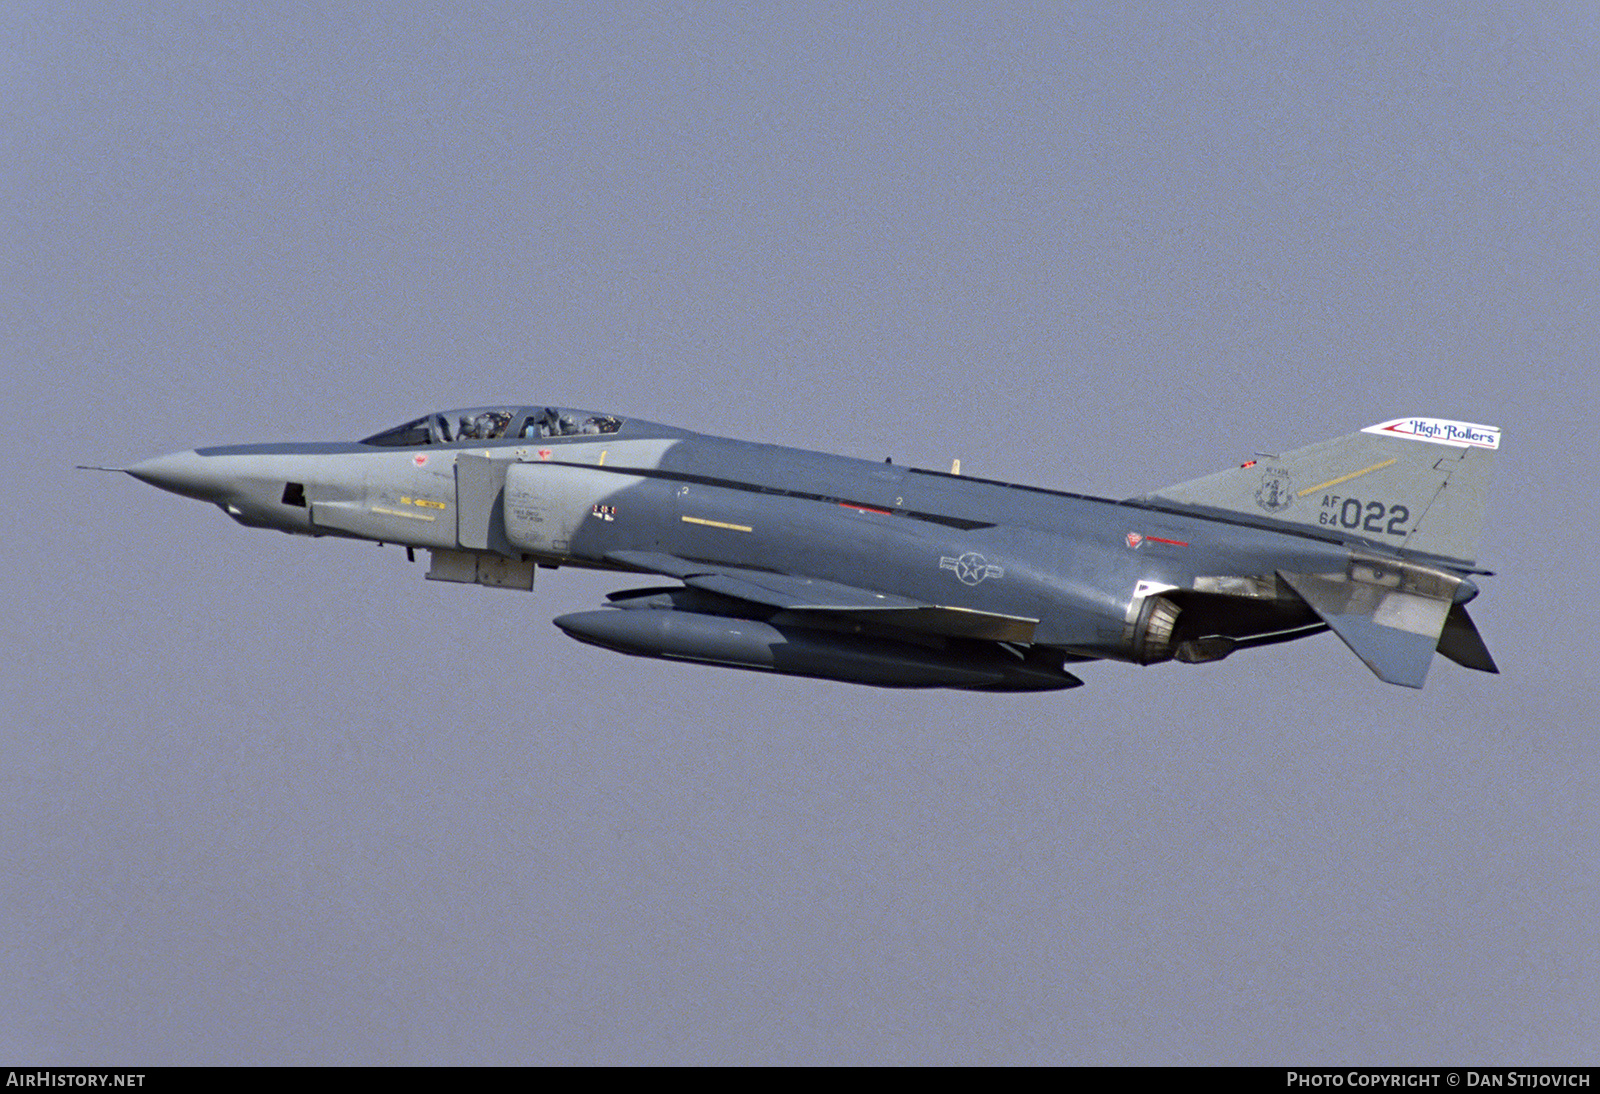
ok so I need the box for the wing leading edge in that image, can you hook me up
[604,550,1040,643]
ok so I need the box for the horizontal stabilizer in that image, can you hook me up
[1279,557,1465,688]
[1436,603,1499,674]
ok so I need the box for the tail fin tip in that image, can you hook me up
[1361,418,1501,450]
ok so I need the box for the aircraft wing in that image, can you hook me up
[605,549,1040,643]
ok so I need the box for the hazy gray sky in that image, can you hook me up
[4,1,1596,1064]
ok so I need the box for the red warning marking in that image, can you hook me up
[1146,536,1189,547]
[840,502,892,515]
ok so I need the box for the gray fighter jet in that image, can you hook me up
[104,408,1500,692]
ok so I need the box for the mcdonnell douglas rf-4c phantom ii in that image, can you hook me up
[106,407,1501,692]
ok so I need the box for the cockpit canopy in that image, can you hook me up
[361,406,624,447]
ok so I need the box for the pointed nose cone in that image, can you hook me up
[125,450,231,502]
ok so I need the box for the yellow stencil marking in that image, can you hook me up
[681,515,753,533]
[372,506,436,522]
[598,449,607,466]
[1297,458,1397,498]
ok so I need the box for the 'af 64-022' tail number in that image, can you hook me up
[1318,496,1410,536]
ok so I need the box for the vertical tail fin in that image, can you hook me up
[1138,417,1501,566]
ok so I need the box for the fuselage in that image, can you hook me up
[125,406,1364,667]
[113,405,1502,690]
